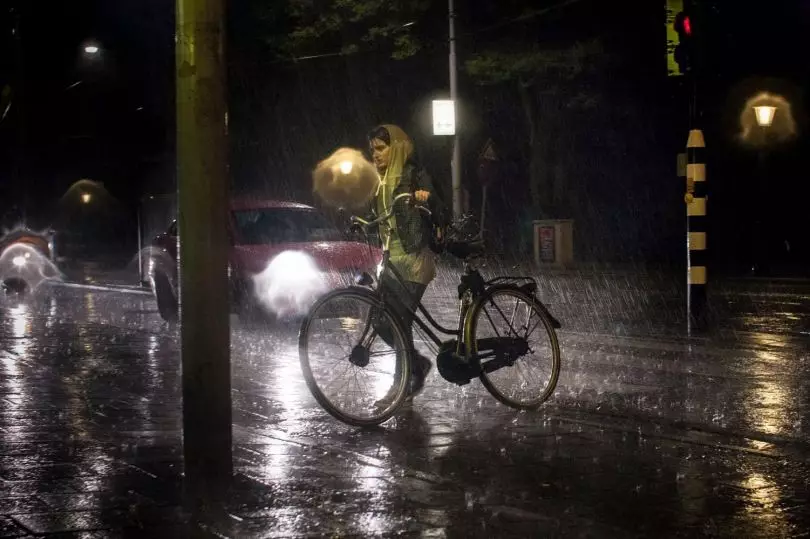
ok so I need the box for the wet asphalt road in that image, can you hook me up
[0,269,809,537]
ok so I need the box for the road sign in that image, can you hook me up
[479,138,498,161]
[432,100,456,136]
[477,140,499,186]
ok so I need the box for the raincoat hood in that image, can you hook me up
[377,124,414,186]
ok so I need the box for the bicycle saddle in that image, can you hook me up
[445,240,485,260]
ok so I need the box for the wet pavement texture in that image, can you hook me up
[0,265,808,537]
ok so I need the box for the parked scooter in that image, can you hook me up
[0,225,59,296]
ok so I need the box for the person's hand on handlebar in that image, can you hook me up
[413,190,430,203]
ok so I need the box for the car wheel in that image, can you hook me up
[236,295,271,325]
[153,272,178,322]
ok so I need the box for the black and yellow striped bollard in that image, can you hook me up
[685,129,707,329]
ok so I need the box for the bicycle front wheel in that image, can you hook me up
[299,287,412,427]
[466,287,560,410]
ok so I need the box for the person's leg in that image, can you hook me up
[401,281,432,399]
[375,272,418,349]
[372,275,430,404]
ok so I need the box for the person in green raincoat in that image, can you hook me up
[366,124,447,405]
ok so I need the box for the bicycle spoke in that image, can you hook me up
[367,349,396,358]
[489,300,522,338]
[323,364,354,396]
[482,307,503,338]
[353,368,370,399]
[523,312,543,341]
[508,297,522,333]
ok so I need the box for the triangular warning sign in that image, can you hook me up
[479,138,498,161]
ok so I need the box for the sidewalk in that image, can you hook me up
[53,253,810,343]
[56,257,148,292]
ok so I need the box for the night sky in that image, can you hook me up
[1,0,808,269]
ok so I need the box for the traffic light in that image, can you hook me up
[673,10,695,74]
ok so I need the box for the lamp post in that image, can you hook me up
[448,0,461,219]
[751,104,776,274]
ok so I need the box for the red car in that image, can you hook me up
[148,199,381,322]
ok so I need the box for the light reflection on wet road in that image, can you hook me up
[0,278,808,537]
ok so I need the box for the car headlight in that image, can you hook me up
[12,252,31,268]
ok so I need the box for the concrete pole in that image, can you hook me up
[136,202,143,284]
[685,129,707,330]
[11,5,27,222]
[176,0,233,511]
[449,0,462,220]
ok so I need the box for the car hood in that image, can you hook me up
[233,241,381,274]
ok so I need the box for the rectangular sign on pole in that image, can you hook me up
[432,100,456,136]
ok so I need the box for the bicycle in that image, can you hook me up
[298,193,562,427]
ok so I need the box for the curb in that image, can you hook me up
[49,280,153,296]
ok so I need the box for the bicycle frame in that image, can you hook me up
[350,192,550,361]
[375,251,459,348]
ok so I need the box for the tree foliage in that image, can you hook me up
[250,0,610,217]
[253,0,432,60]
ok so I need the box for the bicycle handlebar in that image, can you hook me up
[350,193,431,229]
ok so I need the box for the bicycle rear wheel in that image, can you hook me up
[466,287,560,409]
[299,287,412,427]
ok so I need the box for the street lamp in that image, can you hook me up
[81,193,92,204]
[754,105,777,127]
[83,44,100,55]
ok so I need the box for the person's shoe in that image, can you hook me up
[405,356,433,401]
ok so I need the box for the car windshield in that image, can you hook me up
[232,207,343,245]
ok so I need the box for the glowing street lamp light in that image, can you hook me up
[754,105,777,127]
[81,193,92,204]
[84,45,100,55]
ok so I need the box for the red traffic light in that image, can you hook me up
[683,15,692,36]
[674,12,692,37]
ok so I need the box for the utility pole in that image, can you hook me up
[176,0,233,516]
[448,0,462,219]
[10,4,27,222]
